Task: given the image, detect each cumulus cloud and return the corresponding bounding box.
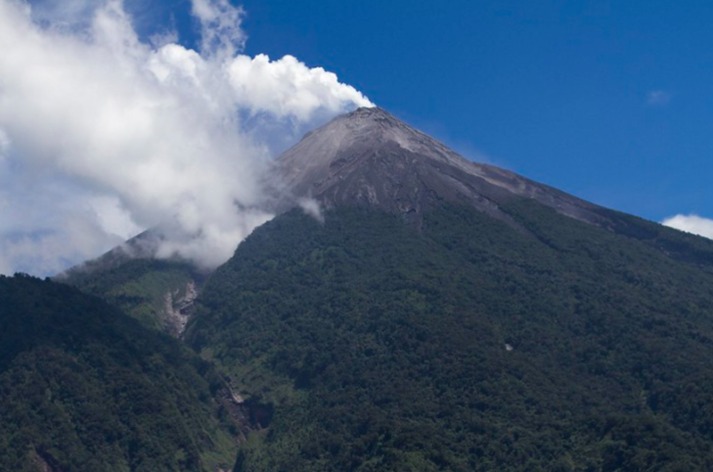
[647,90,672,107]
[661,214,713,240]
[0,0,374,276]
[191,0,245,57]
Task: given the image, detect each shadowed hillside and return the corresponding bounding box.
[186,203,713,471]
[0,274,240,471]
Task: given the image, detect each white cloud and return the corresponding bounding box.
[0,176,127,275]
[647,89,672,107]
[298,198,324,223]
[88,195,143,240]
[661,214,713,240]
[29,0,98,32]
[228,54,373,121]
[0,0,374,276]
[191,0,245,58]
[0,128,10,158]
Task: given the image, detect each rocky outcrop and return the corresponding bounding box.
[163,280,198,337]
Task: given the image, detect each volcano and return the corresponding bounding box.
[183,109,713,470]
[57,107,713,471]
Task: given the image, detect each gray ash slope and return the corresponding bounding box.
[275,106,610,227]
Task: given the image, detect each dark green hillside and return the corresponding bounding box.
[0,274,238,471]
[186,204,713,471]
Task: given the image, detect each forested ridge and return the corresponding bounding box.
[61,258,202,334]
[14,198,713,470]
[184,203,713,471]
[0,274,238,471]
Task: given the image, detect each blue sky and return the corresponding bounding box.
[233,0,713,223]
[2,0,712,274]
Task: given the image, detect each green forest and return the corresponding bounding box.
[62,258,202,334]
[8,197,713,470]
[185,202,713,471]
[0,274,238,471]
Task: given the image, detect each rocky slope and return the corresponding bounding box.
[273,107,610,228]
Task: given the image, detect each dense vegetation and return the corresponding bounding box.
[0,274,238,471]
[185,203,713,471]
[62,258,202,334]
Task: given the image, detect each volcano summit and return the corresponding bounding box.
[275,107,610,228]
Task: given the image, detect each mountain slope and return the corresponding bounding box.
[61,107,712,339]
[179,108,713,471]
[0,274,239,471]
[184,203,713,471]
[274,107,610,228]
[274,107,713,271]
[59,232,205,336]
[52,106,713,470]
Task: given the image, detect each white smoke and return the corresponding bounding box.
[298,198,325,224]
[228,54,372,121]
[0,0,373,275]
[662,214,713,240]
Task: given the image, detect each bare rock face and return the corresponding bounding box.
[274,107,610,227]
[162,280,198,337]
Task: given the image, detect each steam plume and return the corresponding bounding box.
[0,0,373,275]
